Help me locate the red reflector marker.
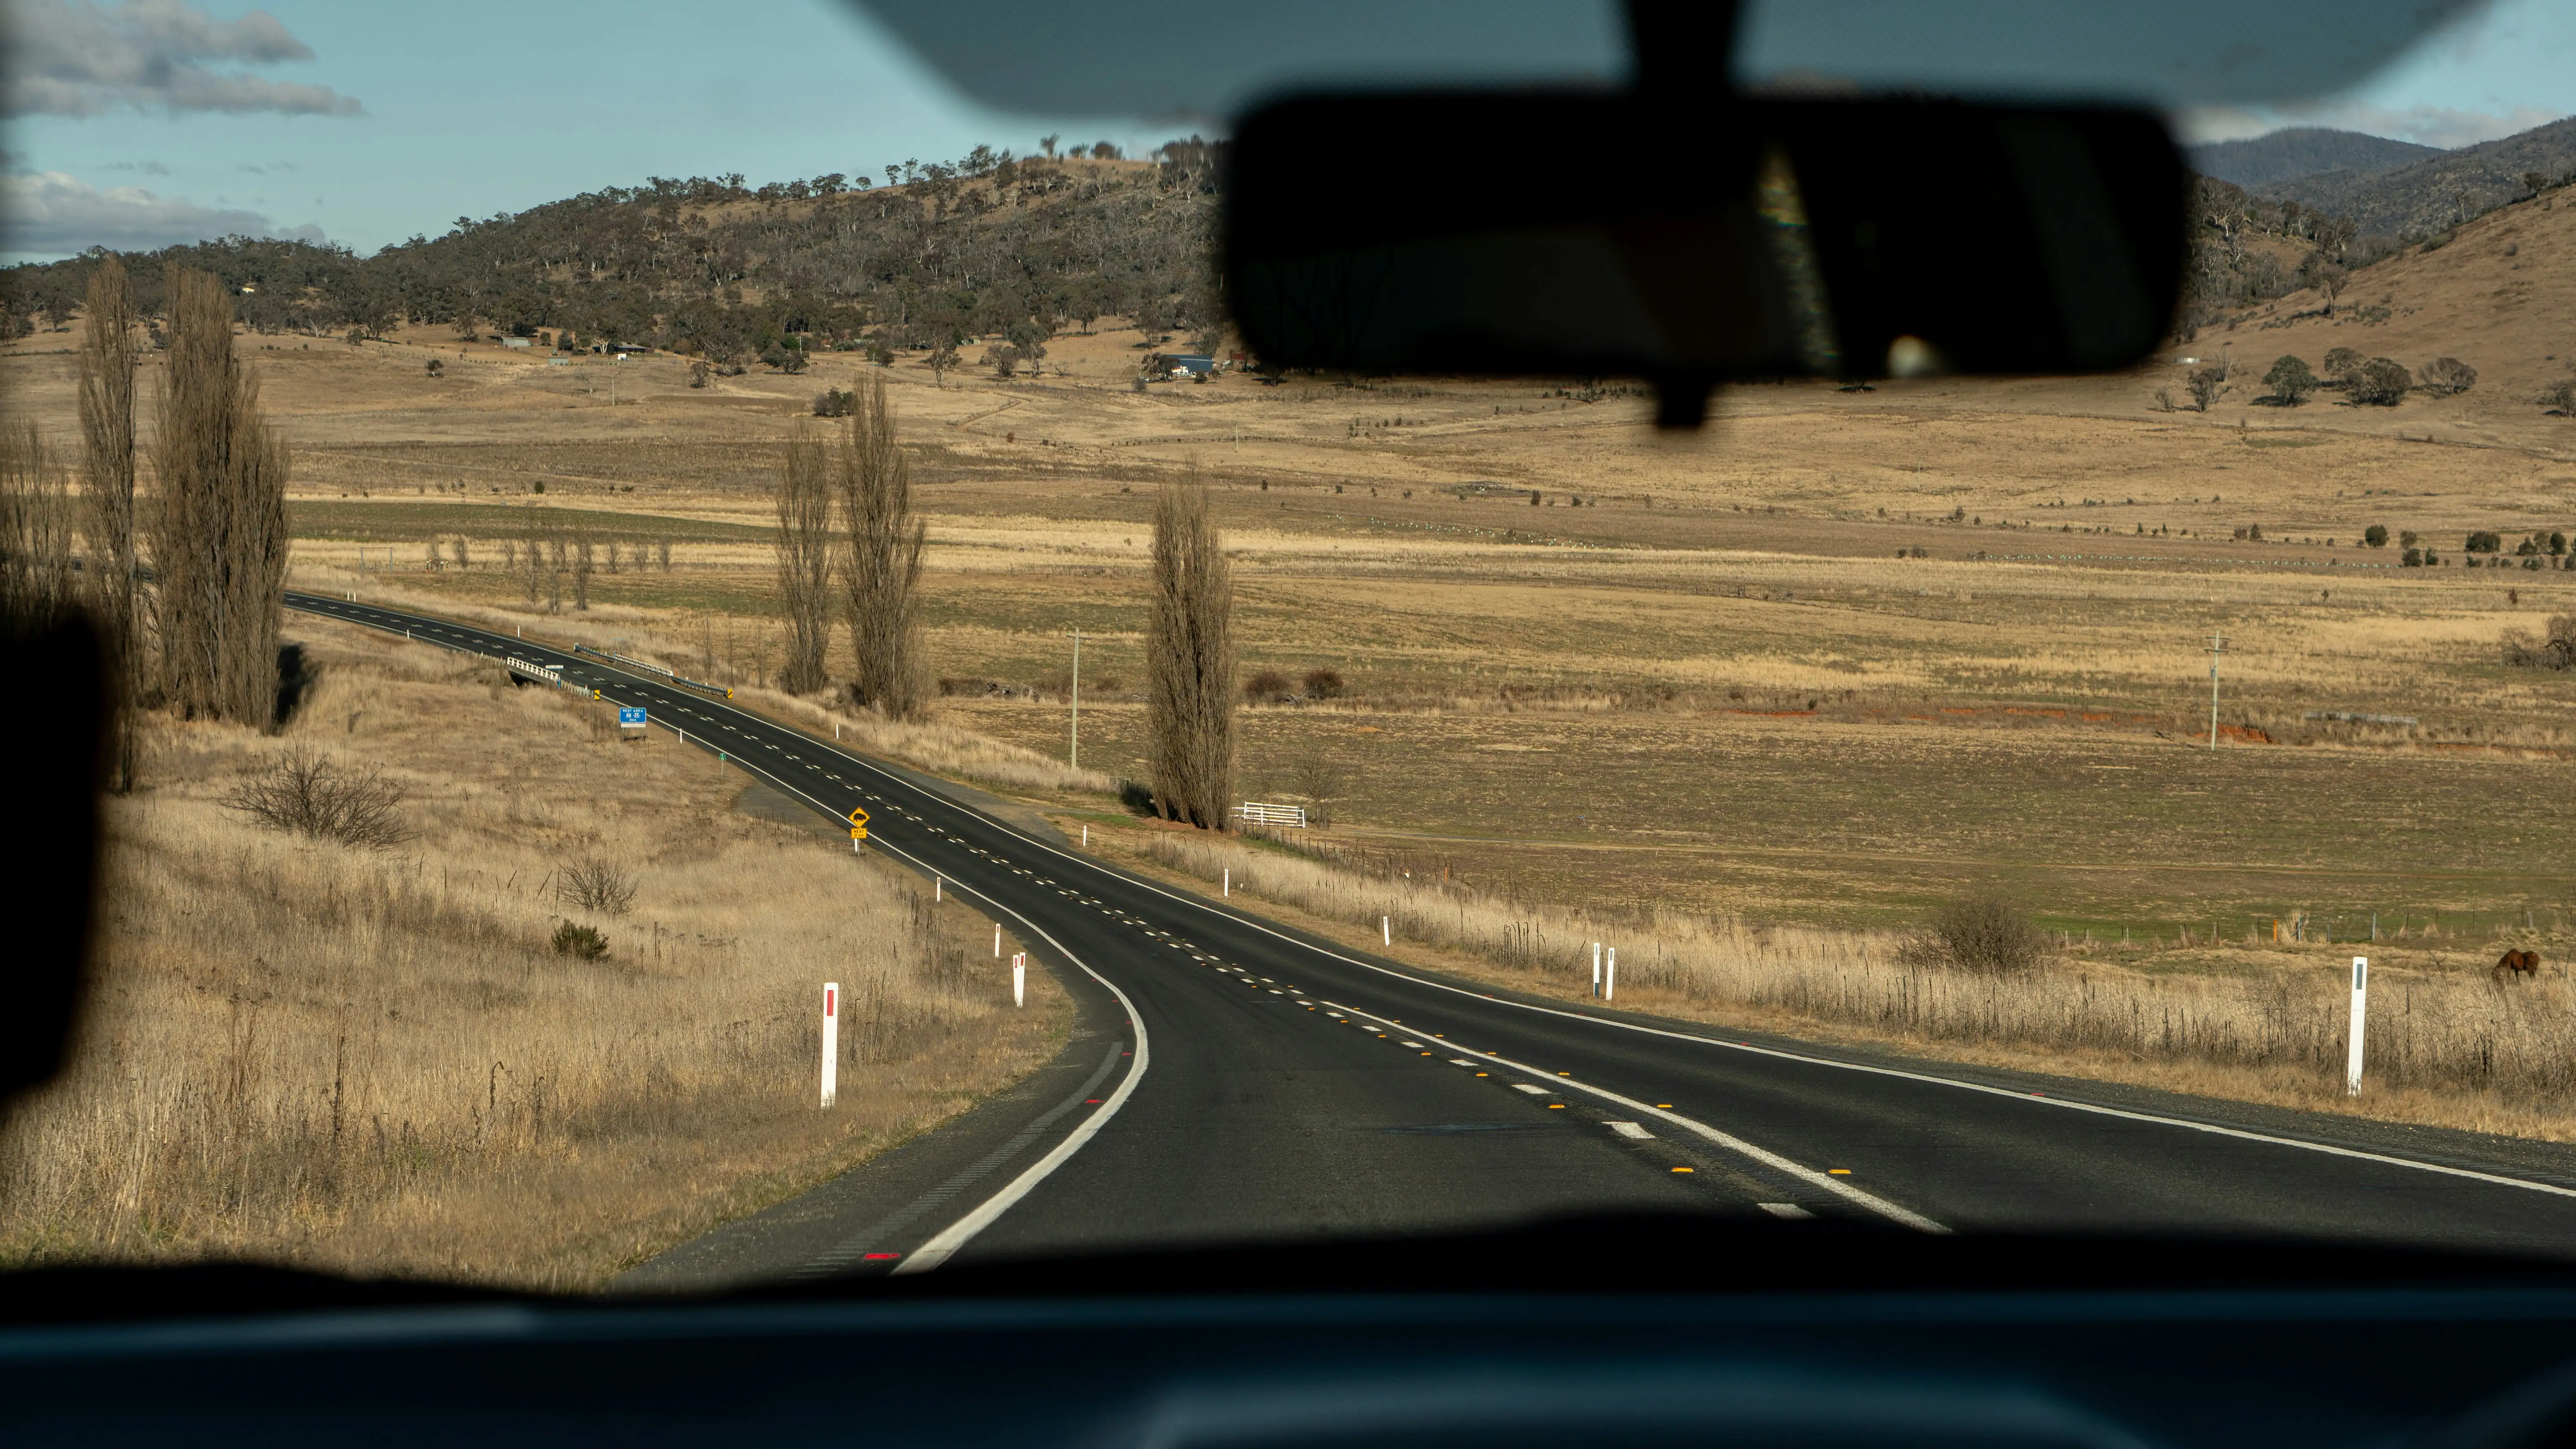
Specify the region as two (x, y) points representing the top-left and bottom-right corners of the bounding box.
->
(1085, 1098), (1102, 1103)
(861, 1252), (900, 1261)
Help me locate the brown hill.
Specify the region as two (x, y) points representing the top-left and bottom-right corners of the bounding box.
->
(2205, 176), (2576, 430)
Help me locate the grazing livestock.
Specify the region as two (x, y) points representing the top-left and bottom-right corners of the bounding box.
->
(2494, 948), (2543, 981)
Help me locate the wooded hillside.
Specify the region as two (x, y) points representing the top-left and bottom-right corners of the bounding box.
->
(0, 143), (1224, 363)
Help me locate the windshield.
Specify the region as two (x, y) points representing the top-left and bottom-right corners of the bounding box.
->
(3, 0), (2576, 1297)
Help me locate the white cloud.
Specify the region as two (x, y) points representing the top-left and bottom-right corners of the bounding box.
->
(2176, 100), (2563, 148)
(0, 168), (323, 255)
(3, 0), (361, 117)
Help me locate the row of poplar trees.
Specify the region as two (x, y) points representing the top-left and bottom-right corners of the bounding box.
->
(770, 378), (1236, 828)
(0, 259), (289, 791)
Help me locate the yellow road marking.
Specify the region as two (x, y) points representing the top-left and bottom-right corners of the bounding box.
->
(1672, 1166), (1694, 1173)
(1829, 1168), (1852, 1175)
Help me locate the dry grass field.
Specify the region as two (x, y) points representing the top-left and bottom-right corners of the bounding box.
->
(3, 178), (2573, 1142)
(0, 617), (1066, 1288)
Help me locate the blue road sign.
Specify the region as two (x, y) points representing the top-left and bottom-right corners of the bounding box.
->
(618, 707), (647, 727)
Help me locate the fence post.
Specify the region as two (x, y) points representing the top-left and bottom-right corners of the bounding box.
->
(2346, 957), (2368, 1096)
(820, 982), (839, 1108)
(1013, 952), (1026, 1008)
(1606, 947), (1617, 1002)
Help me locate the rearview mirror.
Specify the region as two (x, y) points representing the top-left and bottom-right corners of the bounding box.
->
(1224, 92), (2184, 424)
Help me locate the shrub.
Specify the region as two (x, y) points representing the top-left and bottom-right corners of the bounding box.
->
(2501, 615), (2576, 671)
(812, 387), (856, 417)
(2542, 379), (2576, 415)
(1901, 893), (2050, 975)
(223, 747), (412, 849)
(2261, 355), (2316, 405)
(555, 856), (637, 915)
(2467, 531), (2502, 553)
(1301, 666), (1346, 699)
(2363, 525), (2388, 548)
(551, 921), (610, 960)
(2400, 531), (2418, 549)
(2185, 366), (2223, 411)
(424, 358), (443, 377)
(2322, 346), (2365, 382)
(1243, 667), (1293, 702)
(2417, 357), (2477, 397)
(2347, 357), (2411, 406)
(2402, 547), (2424, 567)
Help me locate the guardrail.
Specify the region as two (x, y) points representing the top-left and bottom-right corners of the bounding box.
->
(574, 642), (732, 698)
(1230, 801), (1308, 829)
(574, 642), (672, 677)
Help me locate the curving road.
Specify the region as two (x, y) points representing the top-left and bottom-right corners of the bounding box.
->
(291, 591), (2576, 1281)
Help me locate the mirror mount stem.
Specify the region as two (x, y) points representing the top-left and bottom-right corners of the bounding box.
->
(1651, 373), (1718, 431)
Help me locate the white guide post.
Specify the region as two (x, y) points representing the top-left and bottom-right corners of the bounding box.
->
(2346, 956), (2368, 1096)
(1012, 952), (1027, 1008)
(820, 982), (839, 1108)
(994, 923), (1002, 958)
(935, 877), (942, 902)
(1605, 947), (1617, 1002)
(1083, 825), (1089, 847)
(1382, 915), (1391, 946)
(1592, 942), (1601, 997)
(1224, 868), (1230, 898)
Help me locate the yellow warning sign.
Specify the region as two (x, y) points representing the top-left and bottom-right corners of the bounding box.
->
(848, 805), (869, 841)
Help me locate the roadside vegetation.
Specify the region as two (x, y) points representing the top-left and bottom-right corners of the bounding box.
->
(0, 620), (1064, 1287)
(1123, 826), (2576, 1141)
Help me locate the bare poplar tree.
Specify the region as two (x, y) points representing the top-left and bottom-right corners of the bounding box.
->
(518, 516), (541, 605)
(78, 255), (142, 787)
(546, 526), (565, 612)
(450, 535), (470, 570)
(775, 424), (835, 693)
(573, 526), (594, 610)
(153, 268), (288, 726)
(0, 421), (78, 625)
(658, 536), (673, 571)
(1146, 469), (1235, 827)
(837, 376), (924, 717)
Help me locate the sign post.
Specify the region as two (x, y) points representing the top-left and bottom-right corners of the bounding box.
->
(848, 805), (869, 855)
(2346, 957), (2368, 1095)
(617, 705), (647, 742)
(820, 982), (839, 1108)
(1012, 952), (1026, 1008)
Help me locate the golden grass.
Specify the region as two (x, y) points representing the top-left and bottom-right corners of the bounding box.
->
(1136, 827), (2576, 1140)
(0, 618), (1066, 1288)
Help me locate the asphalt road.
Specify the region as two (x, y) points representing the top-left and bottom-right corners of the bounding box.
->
(292, 591), (2576, 1283)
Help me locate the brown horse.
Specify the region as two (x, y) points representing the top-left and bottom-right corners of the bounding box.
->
(2495, 948), (2543, 981)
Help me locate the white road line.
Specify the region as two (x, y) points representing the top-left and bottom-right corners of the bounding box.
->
(1759, 1202), (1816, 1220)
(1511, 1083), (1552, 1095)
(1608, 1121), (1654, 1139)
(1329, 1001), (1945, 1233)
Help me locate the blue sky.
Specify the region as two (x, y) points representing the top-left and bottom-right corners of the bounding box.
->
(3, 0), (2573, 266)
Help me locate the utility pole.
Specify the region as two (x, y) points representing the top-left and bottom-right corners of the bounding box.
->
(1069, 626), (1082, 770)
(2205, 629), (2227, 750)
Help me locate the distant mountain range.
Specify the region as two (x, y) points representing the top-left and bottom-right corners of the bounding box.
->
(2258, 115), (2576, 249)
(2187, 128), (2444, 190)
